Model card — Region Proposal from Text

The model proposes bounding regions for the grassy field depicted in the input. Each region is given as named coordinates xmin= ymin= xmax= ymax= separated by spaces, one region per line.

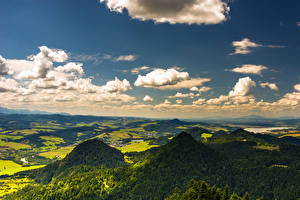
xmin=0 ymin=135 xmax=24 ymax=140
xmin=38 ymin=146 xmax=74 ymax=159
xmin=0 ymin=177 xmax=34 ymax=197
xmin=102 ymin=130 xmax=139 ymax=141
xmin=8 ymin=129 xmax=54 ymax=135
xmin=0 ymin=141 xmax=31 ymax=150
xmin=118 ymin=141 xmax=159 ymax=153
xmin=201 ymin=133 xmax=213 ymax=142
xmin=254 ymin=145 xmax=280 ymax=151
xmin=0 ymin=160 xmax=45 ymax=176
xmin=40 ymin=136 xmax=65 ymax=150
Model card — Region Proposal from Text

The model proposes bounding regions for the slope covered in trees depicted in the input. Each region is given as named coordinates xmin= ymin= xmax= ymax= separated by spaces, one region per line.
xmin=166 ymin=180 xmax=251 ymax=200
xmin=25 ymin=139 xmax=125 ymax=183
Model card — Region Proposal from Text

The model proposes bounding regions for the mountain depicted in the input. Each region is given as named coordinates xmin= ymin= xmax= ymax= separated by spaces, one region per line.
xmin=0 ymin=107 xmax=64 ymax=115
xmin=143 ymin=119 xmax=196 ymax=133
xmin=6 ymin=131 xmax=300 ymax=200
xmin=106 ymin=132 xmax=231 ymax=199
xmin=27 ymin=139 xmax=125 ymax=183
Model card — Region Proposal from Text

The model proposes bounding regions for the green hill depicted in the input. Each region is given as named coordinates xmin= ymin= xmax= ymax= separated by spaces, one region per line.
xmin=26 ymin=139 xmax=125 ymax=183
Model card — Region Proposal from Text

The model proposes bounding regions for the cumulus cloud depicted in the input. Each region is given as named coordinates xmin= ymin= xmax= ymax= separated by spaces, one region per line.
xmin=0 ymin=77 xmax=19 ymax=92
xmin=0 ymin=46 xmax=136 ymax=109
xmin=276 ymin=84 xmax=300 ymax=106
xmin=206 ymin=95 xmax=228 ymax=105
xmin=176 ymin=99 xmax=183 ymax=104
xmin=163 ymin=99 xmax=171 ymax=104
xmin=231 ymin=38 xmax=285 ymax=55
xmin=134 ymin=68 xmax=210 ymax=90
xmin=206 ymin=77 xmax=256 ymax=105
xmin=190 ymin=86 xmax=211 ymax=92
xmin=114 ymin=55 xmax=136 ymax=62
xmin=228 ymin=64 xmax=268 ymax=76
xmin=0 ymin=56 xmax=10 ymax=76
xmin=168 ymin=92 xmax=198 ymax=98
xmin=143 ymin=95 xmax=153 ymax=102
xmin=55 ymin=62 xmax=84 ymax=76
xmin=102 ymin=77 xmax=131 ymax=93
xmin=260 ymin=82 xmax=279 ymax=91
xmin=193 ymin=98 xmax=206 ymax=105
xmin=10 ymin=46 xmax=69 ymax=80
xmin=229 ymin=77 xmax=256 ymax=97
xmin=276 ymin=92 xmax=300 ymax=106
xmin=294 ymin=84 xmax=300 ymax=92
xmin=134 ymin=68 xmax=189 ymax=87
xmin=99 ymin=0 xmax=230 ymax=25
xmin=131 ymin=66 xmax=150 ymax=74
xmin=158 ymin=78 xmax=210 ymax=90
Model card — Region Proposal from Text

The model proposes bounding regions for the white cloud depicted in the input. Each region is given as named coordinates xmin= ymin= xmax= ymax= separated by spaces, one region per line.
xmin=0 ymin=56 xmax=10 ymax=76
xmin=260 ymin=82 xmax=279 ymax=91
xmin=294 ymin=84 xmax=300 ymax=92
xmin=114 ymin=55 xmax=136 ymax=62
xmin=206 ymin=95 xmax=228 ymax=105
xmin=55 ymin=62 xmax=84 ymax=76
xmin=168 ymin=92 xmax=197 ymax=98
xmin=158 ymin=78 xmax=211 ymax=90
xmin=190 ymin=86 xmax=211 ymax=92
xmin=229 ymin=77 xmax=256 ymax=97
xmin=134 ymin=68 xmax=210 ymax=90
xmin=176 ymin=99 xmax=183 ymax=104
xmin=193 ymin=98 xmax=206 ymax=105
xmin=275 ymin=84 xmax=300 ymax=106
xmin=131 ymin=66 xmax=150 ymax=74
xmin=143 ymin=95 xmax=153 ymax=102
xmin=229 ymin=64 xmax=268 ymax=76
xmin=231 ymin=38 xmax=262 ymax=55
xmin=206 ymin=77 xmax=256 ymax=105
xmin=0 ymin=77 xmax=19 ymax=92
xmin=99 ymin=0 xmax=230 ymax=25
xmin=9 ymin=46 xmax=69 ymax=80
xmin=297 ymin=22 xmax=300 ymax=27
xmin=231 ymin=38 xmax=285 ymax=55
xmin=163 ymin=99 xmax=171 ymax=104
xmin=276 ymin=92 xmax=300 ymax=106
xmin=102 ymin=77 xmax=131 ymax=93
xmin=0 ymin=46 xmax=136 ymax=109
xmin=134 ymin=68 xmax=189 ymax=87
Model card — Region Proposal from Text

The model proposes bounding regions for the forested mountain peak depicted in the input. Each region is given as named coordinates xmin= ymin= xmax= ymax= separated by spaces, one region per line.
xmin=28 ymin=139 xmax=125 ymax=183
xmin=171 ymin=131 xmax=197 ymax=144
xmin=63 ymin=138 xmax=125 ymax=167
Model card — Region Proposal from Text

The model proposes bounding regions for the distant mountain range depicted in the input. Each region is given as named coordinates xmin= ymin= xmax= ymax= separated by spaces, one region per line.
xmin=0 ymin=107 xmax=70 ymax=115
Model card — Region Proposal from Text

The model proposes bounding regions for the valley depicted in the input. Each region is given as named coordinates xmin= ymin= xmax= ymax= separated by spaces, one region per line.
xmin=0 ymin=114 xmax=300 ymax=199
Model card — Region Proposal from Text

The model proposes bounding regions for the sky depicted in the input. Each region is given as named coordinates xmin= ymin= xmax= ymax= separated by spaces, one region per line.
xmin=1 ymin=0 xmax=300 ymax=118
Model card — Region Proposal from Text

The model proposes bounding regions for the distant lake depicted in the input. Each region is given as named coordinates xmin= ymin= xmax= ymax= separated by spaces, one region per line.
xmin=244 ymin=127 xmax=295 ymax=134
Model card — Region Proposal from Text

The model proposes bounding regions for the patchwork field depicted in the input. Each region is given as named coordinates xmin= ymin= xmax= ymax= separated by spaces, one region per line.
xmin=0 ymin=177 xmax=34 ymax=197
xmin=0 ymin=160 xmax=44 ymax=176
xmin=118 ymin=140 xmax=159 ymax=153
xmin=38 ymin=146 xmax=74 ymax=159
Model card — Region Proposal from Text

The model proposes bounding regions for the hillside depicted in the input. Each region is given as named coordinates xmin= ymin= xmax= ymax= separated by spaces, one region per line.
xmin=26 ymin=139 xmax=125 ymax=183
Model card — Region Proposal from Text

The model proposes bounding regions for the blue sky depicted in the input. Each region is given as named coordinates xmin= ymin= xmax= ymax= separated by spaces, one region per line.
xmin=1 ymin=0 xmax=300 ymax=118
